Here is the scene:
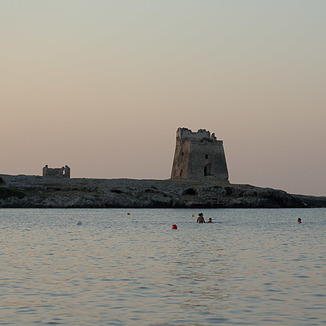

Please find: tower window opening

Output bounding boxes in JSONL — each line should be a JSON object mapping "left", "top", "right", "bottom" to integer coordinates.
{"left": 204, "top": 163, "right": 212, "bottom": 176}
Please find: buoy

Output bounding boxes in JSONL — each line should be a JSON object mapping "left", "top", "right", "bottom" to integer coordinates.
{"left": 127, "top": 213, "right": 130, "bottom": 215}
{"left": 172, "top": 224, "right": 177, "bottom": 230}
{"left": 76, "top": 221, "right": 82, "bottom": 225}
{"left": 192, "top": 214, "right": 194, "bottom": 217}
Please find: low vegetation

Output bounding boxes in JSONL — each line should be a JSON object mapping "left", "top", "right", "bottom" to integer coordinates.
{"left": 0, "top": 187, "right": 26, "bottom": 199}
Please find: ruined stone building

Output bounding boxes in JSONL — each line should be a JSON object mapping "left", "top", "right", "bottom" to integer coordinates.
{"left": 42, "top": 165, "right": 71, "bottom": 178}
{"left": 171, "top": 128, "right": 229, "bottom": 181}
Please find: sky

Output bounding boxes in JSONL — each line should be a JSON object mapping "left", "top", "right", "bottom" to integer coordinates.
{"left": 1, "top": 0, "right": 325, "bottom": 196}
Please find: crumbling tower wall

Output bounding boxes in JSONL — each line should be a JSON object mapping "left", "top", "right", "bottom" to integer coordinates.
{"left": 42, "top": 165, "right": 71, "bottom": 178}
{"left": 171, "top": 128, "right": 229, "bottom": 181}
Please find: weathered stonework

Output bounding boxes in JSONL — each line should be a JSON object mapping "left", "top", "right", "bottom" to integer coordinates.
{"left": 171, "top": 128, "right": 229, "bottom": 181}
{"left": 42, "top": 165, "right": 70, "bottom": 178}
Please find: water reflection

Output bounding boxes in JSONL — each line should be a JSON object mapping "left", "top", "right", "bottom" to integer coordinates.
{"left": 0, "top": 208, "right": 325, "bottom": 325}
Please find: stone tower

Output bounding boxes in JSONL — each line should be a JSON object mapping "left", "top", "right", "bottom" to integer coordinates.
{"left": 42, "top": 165, "right": 71, "bottom": 178}
{"left": 171, "top": 128, "right": 229, "bottom": 181}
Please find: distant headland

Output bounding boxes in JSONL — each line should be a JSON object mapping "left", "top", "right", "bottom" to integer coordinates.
{"left": 1, "top": 128, "right": 325, "bottom": 208}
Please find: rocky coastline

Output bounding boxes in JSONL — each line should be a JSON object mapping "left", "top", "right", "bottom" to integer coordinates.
{"left": 1, "top": 174, "right": 325, "bottom": 208}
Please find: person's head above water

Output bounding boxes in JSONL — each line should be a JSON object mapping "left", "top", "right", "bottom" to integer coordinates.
{"left": 298, "top": 218, "right": 302, "bottom": 223}
{"left": 196, "top": 213, "right": 205, "bottom": 223}
{"left": 208, "top": 218, "right": 212, "bottom": 223}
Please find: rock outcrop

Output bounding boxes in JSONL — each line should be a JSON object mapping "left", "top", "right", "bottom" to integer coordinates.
{"left": 1, "top": 174, "right": 325, "bottom": 208}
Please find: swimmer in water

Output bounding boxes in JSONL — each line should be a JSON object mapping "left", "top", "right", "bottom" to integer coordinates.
{"left": 298, "top": 218, "right": 302, "bottom": 223}
{"left": 197, "top": 213, "right": 205, "bottom": 223}
{"left": 208, "top": 218, "right": 212, "bottom": 223}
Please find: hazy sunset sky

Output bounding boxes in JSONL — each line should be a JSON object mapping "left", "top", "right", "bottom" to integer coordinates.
{"left": 1, "top": 1, "right": 325, "bottom": 196}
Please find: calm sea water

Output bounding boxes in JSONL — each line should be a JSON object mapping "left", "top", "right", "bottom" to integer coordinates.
{"left": 1, "top": 208, "right": 325, "bottom": 325}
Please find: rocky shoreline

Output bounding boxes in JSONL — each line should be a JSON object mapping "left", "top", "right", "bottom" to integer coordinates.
{"left": 0, "top": 174, "right": 325, "bottom": 208}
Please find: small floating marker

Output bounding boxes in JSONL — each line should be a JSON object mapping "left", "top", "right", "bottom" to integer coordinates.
{"left": 192, "top": 214, "right": 194, "bottom": 217}
{"left": 76, "top": 221, "right": 82, "bottom": 225}
{"left": 172, "top": 224, "right": 177, "bottom": 230}
{"left": 127, "top": 213, "right": 130, "bottom": 215}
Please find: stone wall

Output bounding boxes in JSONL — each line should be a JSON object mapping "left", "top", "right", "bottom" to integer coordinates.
{"left": 43, "top": 165, "right": 70, "bottom": 178}
{"left": 171, "top": 128, "right": 229, "bottom": 181}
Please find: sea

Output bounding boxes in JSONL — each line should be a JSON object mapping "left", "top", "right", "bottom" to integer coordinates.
{"left": 1, "top": 208, "right": 325, "bottom": 325}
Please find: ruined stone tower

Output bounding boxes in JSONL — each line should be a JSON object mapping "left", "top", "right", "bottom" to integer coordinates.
{"left": 42, "top": 165, "right": 71, "bottom": 178}
{"left": 171, "top": 128, "right": 229, "bottom": 181}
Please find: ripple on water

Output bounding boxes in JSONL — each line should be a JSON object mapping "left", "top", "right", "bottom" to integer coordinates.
{"left": 0, "top": 208, "right": 325, "bottom": 325}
